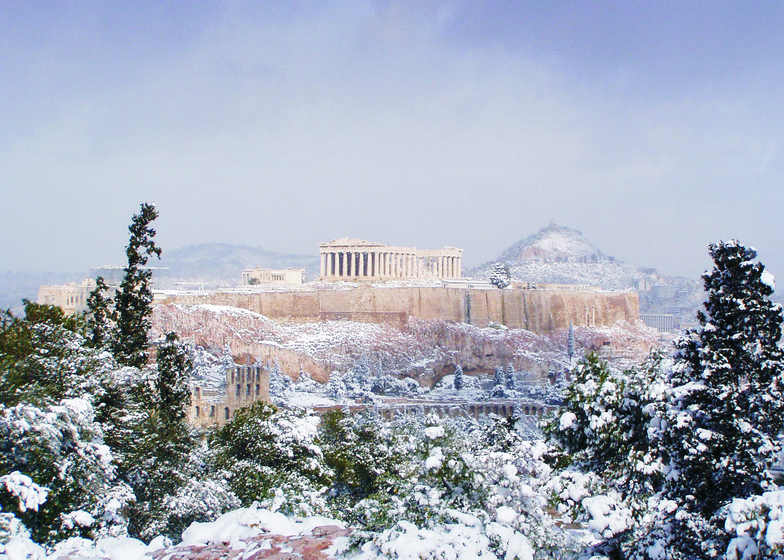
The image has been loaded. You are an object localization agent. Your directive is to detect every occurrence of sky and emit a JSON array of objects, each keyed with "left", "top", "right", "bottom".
[{"left": 2, "top": 1, "right": 784, "bottom": 280}]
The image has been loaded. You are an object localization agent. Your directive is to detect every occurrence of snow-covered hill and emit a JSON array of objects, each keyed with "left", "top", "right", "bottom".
[
  {"left": 471, "top": 223, "right": 645, "bottom": 290},
  {"left": 497, "top": 222, "right": 605, "bottom": 263}
]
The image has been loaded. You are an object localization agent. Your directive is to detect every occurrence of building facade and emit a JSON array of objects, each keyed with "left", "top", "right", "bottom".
[
  {"left": 189, "top": 363, "right": 271, "bottom": 428},
  {"left": 37, "top": 279, "right": 96, "bottom": 315},
  {"left": 241, "top": 266, "right": 305, "bottom": 286},
  {"left": 319, "top": 237, "right": 462, "bottom": 281}
]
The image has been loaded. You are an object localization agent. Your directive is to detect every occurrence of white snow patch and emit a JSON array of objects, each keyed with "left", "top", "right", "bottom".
[
  {"left": 1, "top": 472, "right": 48, "bottom": 513},
  {"left": 424, "top": 426, "right": 445, "bottom": 439},
  {"left": 559, "top": 412, "right": 577, "bottom": 430}
]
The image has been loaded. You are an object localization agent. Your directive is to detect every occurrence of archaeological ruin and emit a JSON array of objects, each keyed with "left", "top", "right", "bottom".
[
  {"left": 241, "top": 266, "right": 305, "bottom": 286},
  {"left": 319, "top": 237, "right": 463, "bottom": 281}
]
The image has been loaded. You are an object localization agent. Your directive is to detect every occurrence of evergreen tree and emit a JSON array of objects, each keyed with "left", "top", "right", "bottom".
[
  {"left": 453, "top": 365, "right": 464, "bottom": 391},
  {"left": 155, "top": 332, "right": 192, "bottom": 429},
  {"left": 489, "top": 262, "right": 511, "bottom": 289},
  {"left": 567, "top": 322, "right": 575, "bottom": 362},
  {"left": 86, "top": 276, "right": 113, "bottom": 348},
  {"left": 665, "top": 240, "right": 784, "bottom": 517},
  {"left": 545, "top": 352, "right": 667, "bottom": 492},
  {"left": 208, "top": 402, "right": 330, "bottom": 516},
  {"left": 111, "top": 203, "right": 161, "bottom": 368},
  {"left": 505, "top": 364, "right": 516, "bottom": 390},
  {"left": 491, "top": 366, "right": 505, "bottom": 397},
  {"left": 493, "top": 366, "right": 504, "bottom": 388},
  {"left": 122, "top": 334, "right": 196, "bottom": 541},
  {"left": 0, "top": 301, "right": 96, "bottom": 407}
]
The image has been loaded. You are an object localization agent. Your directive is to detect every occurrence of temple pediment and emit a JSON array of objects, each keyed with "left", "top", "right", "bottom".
[{"left": 320, "top": 237, "right": 386, "bottom": 247}]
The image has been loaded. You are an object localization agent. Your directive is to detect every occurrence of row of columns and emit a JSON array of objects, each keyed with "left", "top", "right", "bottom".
[{"left": 320, "top": 250, "right": 462, "bottom": 279}]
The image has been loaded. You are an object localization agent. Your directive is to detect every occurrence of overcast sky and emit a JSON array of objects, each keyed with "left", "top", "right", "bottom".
[{"left": 2, "top": 1, "right": 783, "bottom": 280}]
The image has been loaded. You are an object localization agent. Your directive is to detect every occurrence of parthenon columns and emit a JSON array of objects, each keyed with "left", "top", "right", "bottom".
[{"left": 318, "top": 238, "right": 462, "bottom": 282}]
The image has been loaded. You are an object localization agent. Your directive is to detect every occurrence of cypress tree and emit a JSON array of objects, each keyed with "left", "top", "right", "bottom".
[
  {"left": 453, "top": 365, "right": 464, "bottom": 391},
  {"left": 505, "top": 364, "right": 516, "bottom": 390},
  {"left": 493, "top": 366, "right": 504, "bottom": 387},
  {"left": 111, "top": 203, "right": 161, "bottom": 368},
  {"left": 86, "top": 276, "right": 113, "bottom": 348}
]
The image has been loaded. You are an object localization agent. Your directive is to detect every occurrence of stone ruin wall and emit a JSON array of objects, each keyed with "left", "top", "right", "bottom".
[{"left": 159, "top": 286, "right": 639, "bottom": 334}]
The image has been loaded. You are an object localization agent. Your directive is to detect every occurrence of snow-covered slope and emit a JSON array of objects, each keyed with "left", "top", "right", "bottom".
[
  {"left": 473, "top": 223, "right": 647, "bottom": 291},
  {"left": 153, "top": 303, "right": 660, "bottom": 388},
  {"left": 497, "top": 223, "right": 604, "bottom": 263}
]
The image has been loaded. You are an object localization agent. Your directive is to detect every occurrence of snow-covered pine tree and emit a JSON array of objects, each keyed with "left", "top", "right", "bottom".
[
  {"left": 155, "top": 332, "right": 192, "bottom": 430},
  {"left": 124, "top": 333, "right": 198, "bottom": 541},
  {"left": 666, "top": 240, "right": 784, "bottom": 517},
  {"left": 489, "top": 262, "right": 511, "bottom": 289},
  {"left": 453, "top": 365, "right": 464, "bottom": 391},
  {"left": 85, "top": 276, "right": 113, "bottom": 348},
  {"left": 111, "top": 203, "right": 161, "bottom": 368},
  {"left": 491, "top": 367, "right": 505, "bottom": 397},
  {"left": 494, "top": 367, "right": 504, "bottom": 387},
  {"left": 505, "top": 364, "right": 516, "bottom": 390},
  {"left": 567, "top": 322, "right": 575, "bottom": 362}
]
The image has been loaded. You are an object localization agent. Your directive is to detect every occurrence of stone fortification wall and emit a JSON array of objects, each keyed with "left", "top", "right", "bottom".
[{"left": 159, "top": 286, "right": 638, "bottom": 333}]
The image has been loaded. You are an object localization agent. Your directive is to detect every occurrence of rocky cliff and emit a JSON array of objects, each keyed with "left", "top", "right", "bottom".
[{"left": 158, "top": 285, "right": 639, "bottom": 334}]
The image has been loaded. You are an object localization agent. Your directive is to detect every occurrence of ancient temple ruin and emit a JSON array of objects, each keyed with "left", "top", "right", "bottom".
[{"left": 319, "top": 237, "right": 462, "bottom": 281}]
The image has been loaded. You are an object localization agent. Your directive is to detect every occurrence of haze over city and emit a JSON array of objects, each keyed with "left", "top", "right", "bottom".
[{"left": 2, "top": 1, "right": 783, "bottom": 279}]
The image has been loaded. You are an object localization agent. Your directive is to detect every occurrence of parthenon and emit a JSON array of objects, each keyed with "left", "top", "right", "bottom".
[{"left": 319, "top": 237, "right": 463, "bottom": 281}]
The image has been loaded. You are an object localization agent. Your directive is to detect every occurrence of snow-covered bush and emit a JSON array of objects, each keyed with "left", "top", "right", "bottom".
[
  {"left": 208, "top": 402, "right": 330, "bottom": 517},
  {"left": 317, "top": 409, "right": 402, "bottom": 523},
  {"left": 0, "top": 399, "right": 129, "bottom": 544},
  {"left": 723, "top": 489, "right": 784, "bottom": 560},
  {"left": 544, "top": 352, "right": 668, "bottom": 496},
  {"left": 0, "top": 305, "right": 105, "bottom": 409},
  {"left": 489, "top": 262, "right": 511, "bottom": 290}
]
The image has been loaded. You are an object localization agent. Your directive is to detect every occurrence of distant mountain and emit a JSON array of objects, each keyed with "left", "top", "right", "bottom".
[
  {"left": 496, "top": 222, "right": 606, "bottom": 263},
  {"left": 472, "top": 223, "right": 642, "bottom": 290},
  {"left": 153, "top": 243, "right": 321, "bottom": 288},
  {"left": 471, "top": 223, "right": 703, "bottom": 324}
]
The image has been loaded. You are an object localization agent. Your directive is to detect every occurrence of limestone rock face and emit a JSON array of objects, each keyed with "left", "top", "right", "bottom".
[
  {"left": 152, "top": 295, "right": 655, "bottom": 387},
  {"left": 159, "top": 285, "right": 639, "bottom": 333}
]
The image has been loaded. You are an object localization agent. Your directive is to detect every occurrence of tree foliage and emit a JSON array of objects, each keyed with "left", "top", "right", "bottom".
[
  {"left": 663, "top": 241, "right": 784, "bottom": 528},
  {"left": 453, "top": 365, "right": 464, "bottom": 391},
  {"left": 0, "top": 302, "right": 97, "bottom": 408},
  {"left": 489, "top": 262, "right": 511, "bottom": 289},
  {"left": 85, "top": 277, "right": 113, "bottom": 348},
  {"left": 208, "top": 402, "right": 330, "bottom": 516},
  {"left": 545, "top": 240, "right": 784, "bottom": 560},
  {"left": 111, "top": 203, "right": 161, "bottom": 368}
]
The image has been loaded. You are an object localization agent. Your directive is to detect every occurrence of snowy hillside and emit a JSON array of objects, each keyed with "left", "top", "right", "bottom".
[
  {"left": 471, "top": 223, "right": 645, "bottom": 290},
  {"left": 152, "top": 303, "right": 661, "bottom": 388},
  {"left": 497, "top": 222, "right": 605, "bottom": 262},
  {"left": 470, "top": 223, "right": 706, "bottom": 323}
]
